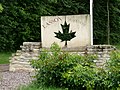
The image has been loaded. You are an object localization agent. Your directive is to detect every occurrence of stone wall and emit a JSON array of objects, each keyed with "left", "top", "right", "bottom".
[
  {"left": 86, "top": 45, "right": 115, "bottom": 68},
  {"left": 9, "top": 42, "right": 115, "bottom": 72},
  {"left": 42, "top": 45, "right": 115, "bottom": 68},
  {"left": 9, "top": 42, "right": 41, "bottom": 72}
]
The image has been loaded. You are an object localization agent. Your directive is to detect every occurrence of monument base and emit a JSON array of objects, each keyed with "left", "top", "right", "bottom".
[
  {"left": 9, "top": 42, "right": 115, "bottom": 72},
  {"left": 9, "top": 42, "right": 41, "bottom": 72}
]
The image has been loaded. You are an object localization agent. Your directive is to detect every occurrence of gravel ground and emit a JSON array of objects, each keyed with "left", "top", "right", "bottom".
[{"left": 0, "top": 71, "right": 34, "bottom": 90}]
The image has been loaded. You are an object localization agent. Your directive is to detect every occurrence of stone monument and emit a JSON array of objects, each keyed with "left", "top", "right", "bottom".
[
  {"left": 9, "top": 15, "right": 115, "bottom": 72},
  {"left": 41, "top": 15, "right": 91, "bottom": 48}
]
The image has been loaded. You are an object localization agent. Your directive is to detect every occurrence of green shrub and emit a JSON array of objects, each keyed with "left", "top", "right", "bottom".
[
  {"left": 94, "top": 51, "right": 120, "bottom": 90},
  {"left": 18, "top": 83, "right": 67, "bottom": 90},
  {"left": 31, "top": 43, "right": 97, "bottom": 90},
  {"left": 105, "top": 51, "right": 120, "bottom": 89},
  {"left": 30, "top": 43, "right": 120, "bottom": 90}
]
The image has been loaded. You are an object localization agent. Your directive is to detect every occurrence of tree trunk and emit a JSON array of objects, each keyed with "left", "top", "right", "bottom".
[
  {"left": 107, "top": 0, "right": 110, "bottom": 44},
  {"left": 65, "top": 41, "right": 67, "bottom": 47}
]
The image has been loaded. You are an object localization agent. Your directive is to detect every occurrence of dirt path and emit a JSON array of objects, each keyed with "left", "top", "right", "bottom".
[{"left": 0, "top": 64, "right": 9, "bottom": 72}]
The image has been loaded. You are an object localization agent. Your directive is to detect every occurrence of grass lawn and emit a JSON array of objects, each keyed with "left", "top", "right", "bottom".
[{"left": 0, "top": 52, "right": 12, "bottom": 64}]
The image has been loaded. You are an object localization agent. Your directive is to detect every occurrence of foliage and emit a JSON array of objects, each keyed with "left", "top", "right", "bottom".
[
  {"left": 0, "top": 3, "right": 3, "bottom": 13},
  {"left": 0, "top": 1, "right": 41, "bottom": 51},
  {"left": 30, "top": 43, "right": 95, "bottom": 89},
  {"left": 18, "top": 82, "right": 67, "bottom": 90},
  {"left": 31, "top": 43, "right": 120, "bottom": 90},
  {"left": 93, "top": 51, "right": 120, "bottom": 90},
  {"left": 93, "top": 0, "right": 120, "bottom": 44},
  {"left": 105, "top": 51, "right": 120, "bottom": 89},
  {"left": 0, "top": 0, "right": 120, "bottom": 51},
  {"left": 0, "top": 0, "right": 89, "bottom": 51}
]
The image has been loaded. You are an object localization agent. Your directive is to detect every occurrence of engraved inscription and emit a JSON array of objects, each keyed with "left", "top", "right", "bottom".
[{"left": 42, "top": 17, "right": 62, "bottom": 28}]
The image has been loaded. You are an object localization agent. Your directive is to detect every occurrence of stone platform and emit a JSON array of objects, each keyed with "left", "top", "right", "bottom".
[
  {"left": 9, "top": 42, "right": 41, "bottom": 72},
  {"left": 9, "top": 42, "right": 116, "bottom": 72}
]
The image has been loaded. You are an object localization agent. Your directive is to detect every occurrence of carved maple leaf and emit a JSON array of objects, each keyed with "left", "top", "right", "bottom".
[{"left": 54, "top": 21, "right": 76, "bottom": 47}]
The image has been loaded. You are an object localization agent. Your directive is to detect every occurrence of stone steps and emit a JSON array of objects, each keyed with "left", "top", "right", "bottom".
[{"left": 9, "top": 42, "right": 41, "bottom": 72}]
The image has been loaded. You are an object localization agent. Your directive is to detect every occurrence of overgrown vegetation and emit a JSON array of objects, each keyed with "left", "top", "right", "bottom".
[
  {"left": 30, "top": 43, "right": 120, "bottom": 90},
  {"left": 0, "top": 0, "right": 120, "bottom": 51}
]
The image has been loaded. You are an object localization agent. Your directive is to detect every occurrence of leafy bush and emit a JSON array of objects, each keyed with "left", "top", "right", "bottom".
[
  {"left": 31, "top": 43, "right": 120, "bottom": 90},
  {"left": 105, "top": 51, "right": 120, "bottom": 89},
  {"left": 92, "top": 51, "right": 120, "bottom": 90},
  {"left": 31, "top": 43, "right": 97, "bottom": 89},
  {"left": 18, "top": 83, "right": 67, "bottom": 90}
]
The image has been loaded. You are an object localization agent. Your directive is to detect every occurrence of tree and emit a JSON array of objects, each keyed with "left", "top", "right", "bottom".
[
  {"left": 93, "top": 0, "right": 120, "bottom": 44},
  {"left": 1, "top": 0, "right": 120, "bottom": 51},
  {"left": 0, "top": 3, "right": 3, "bottom": 13},
  {"left": 0, "top": 0, "right": 89, "bottom": 51},
  {"left": 54, "top": 21, "right": 76, "bottom": 47}
]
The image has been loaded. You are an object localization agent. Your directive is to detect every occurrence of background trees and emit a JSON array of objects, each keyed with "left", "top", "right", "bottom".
[
  {"left": 0, "top": 0, "right": 120, "bottom": 51},
  {"left": 0, "top": 3, "right": 3, "bottom": 12},
  {"left": 94, "top": 0, "right": 120, "bottom": 44}
]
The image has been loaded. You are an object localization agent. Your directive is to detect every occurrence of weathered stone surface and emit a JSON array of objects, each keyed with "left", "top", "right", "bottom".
[
  {"left": 15, "top": 53, "right": 21, "bottom": 56},
  {"left": 9, "top": 42, "right": 41, "bottom": 72},
  {"left": 41, "top": 15, "right": 91, "bottom": 48},
  {"left": 31, "top": 57, "right": 39, "bottom": 60},
  {"left": 9, "top": 43, "right": 115, "bottom": 72},
  {"left": 33, "top": 49, "right": 40, "bottom": 53},
  {"left": 23, "top": 42, "right": 41, "bottom": 46},
  {"left": 16, "top": 50, "right": 21, "bottom": 53}
]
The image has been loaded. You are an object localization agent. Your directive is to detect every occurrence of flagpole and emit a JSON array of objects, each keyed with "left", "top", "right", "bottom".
[{"left": 90, "top": 0, "right": 93, "bottom": 45}]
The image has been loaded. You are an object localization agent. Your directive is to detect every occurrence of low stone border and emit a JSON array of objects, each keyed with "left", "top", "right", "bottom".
[{"left": 9, "top": 42, "right": 116, "bottom": 72}]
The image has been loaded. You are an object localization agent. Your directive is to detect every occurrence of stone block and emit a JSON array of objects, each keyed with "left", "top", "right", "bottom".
[
  {"left": 19, "top": 55, "right": 25, "bottom": 59},
  {"left": 23, "top": 42, "right": 41, "bottom": 46},
  {"left": 17, "top": 50, "right": 21, "bottom": 53},
  {"left": 34, "top": 46, "right": 41, "bottom": 49},
  {"left": 32, "top": 57, "right": 39, "bottom": 60},
  {"left": 15, "top": 52, "right": 21, "bottom": 56},
  {"left": 22, "top": 48, "right": 26, "bottom": 52},
  {"left": 33, "top": 49, "right": 40, "bottom": 53},
  {"left": 24, "top": 52, "right": 31, "bottom": 56},
  {"left": 103, "top": 54, "right": 110, "bottom": 58},
  {"left": 12, "top": 53, "right": 15, "bottom": 57}
]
